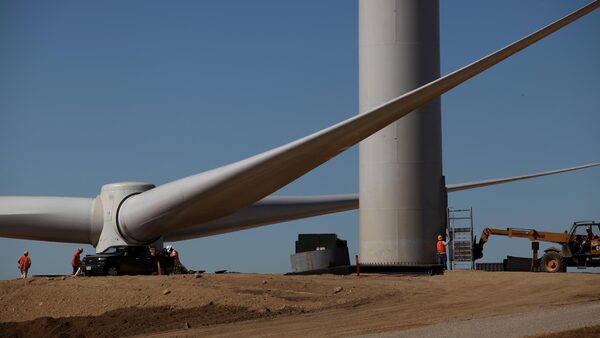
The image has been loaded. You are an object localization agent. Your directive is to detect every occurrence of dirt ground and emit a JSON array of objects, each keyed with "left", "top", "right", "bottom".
[
  {"left": 528, "top": 325, "right": 600, "bottom": 338},
  {"left": 0, "top": 271, "right": 599, "bottom": 337}
]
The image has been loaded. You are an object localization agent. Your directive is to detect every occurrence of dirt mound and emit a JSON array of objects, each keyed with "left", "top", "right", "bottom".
[
  {"left": 1, "top": 271, "right": 599, "bottom": 337},
  {"left": 0, "top": 303, "right": 299, "bottom": 338}
]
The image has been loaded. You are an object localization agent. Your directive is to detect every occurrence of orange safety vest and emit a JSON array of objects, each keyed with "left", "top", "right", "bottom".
[
  {"left": 18, "top": 256, "right": 31, "bottom": 270},
  {"left": 436, "top": 240, "right": 446, "bottom": 254}
]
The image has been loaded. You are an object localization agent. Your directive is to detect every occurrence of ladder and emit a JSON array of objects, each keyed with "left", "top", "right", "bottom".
[{"left": 448, "top": 207, "right": 474, "bottom": 270}]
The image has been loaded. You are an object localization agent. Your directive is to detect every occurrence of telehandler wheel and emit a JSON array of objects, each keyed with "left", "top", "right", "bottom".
[{"left": 540, "top": 252, "right": 566, "bottom": 273}]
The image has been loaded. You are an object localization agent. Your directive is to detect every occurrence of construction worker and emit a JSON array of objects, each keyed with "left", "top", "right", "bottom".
[
  {"left": 166, "top": 245, "right": 181, "bottom": 274},
  {"left": 72, "top": 247, "right": 83, "bottom": 275},
  {"left": 586, "top": 227, "right": 598, "bottom": 240},
  {"left": 166, "top": 245, "right": 179, "bottom": 263},
  {"left": 18, "top": 250, "right": 32, "bottom": 279},
  {"left": 149, "top": 246, "right": 163, "bottom": 275},
  {"left": 436, "top": 235, "right": 451, "bottom": 270},
  {"left": 581, "top": 227, "right": 598, "bottom": 254}
]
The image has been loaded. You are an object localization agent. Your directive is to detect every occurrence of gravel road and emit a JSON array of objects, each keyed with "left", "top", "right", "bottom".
[{"left": 365, "top": 301, "right": 600, "bottom": 338}]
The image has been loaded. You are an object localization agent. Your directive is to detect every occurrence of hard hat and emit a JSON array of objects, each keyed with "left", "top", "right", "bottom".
[
  {"left": 78, "top": 247, "right": 83, "bottom": 252},
  {"left": 437, "top": 235, "right": 443, "bottom": 240},
  {"left": 166, "top": 245, "right": 172, "bottom": 251},
  {"left": 24, "top": 250, "right": 29, "bottom": 256}
]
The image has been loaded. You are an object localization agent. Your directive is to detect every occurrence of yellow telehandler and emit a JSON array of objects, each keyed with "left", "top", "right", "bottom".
[{"left": 473, "top": 221, "right": 600, "bottom": 272}]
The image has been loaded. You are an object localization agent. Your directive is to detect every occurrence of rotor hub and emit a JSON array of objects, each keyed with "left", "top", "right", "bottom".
[{"left": 95, "top": 182, "right": 156, "bottom": 252}]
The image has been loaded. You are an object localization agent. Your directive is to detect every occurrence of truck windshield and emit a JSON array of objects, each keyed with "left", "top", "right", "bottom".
[{"left": 101, "top": 246, "right": 125, "bottom": 254}]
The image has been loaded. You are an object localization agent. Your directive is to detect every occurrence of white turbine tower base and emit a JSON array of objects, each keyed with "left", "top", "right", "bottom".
[{"left": 359, "top": 0, "right": 443, "bottom": 267}]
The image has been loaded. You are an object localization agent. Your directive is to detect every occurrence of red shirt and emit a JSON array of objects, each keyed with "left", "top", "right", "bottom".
[
  {"left": 72, "top": 251, "right": 81, "bottom": 267},
  {"left": 170, "top": 249, "right": 179, "bottom": 263}
]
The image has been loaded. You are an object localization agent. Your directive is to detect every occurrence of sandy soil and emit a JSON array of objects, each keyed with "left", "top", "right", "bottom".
[
  {"left": 0, "top": 271, "right": 599, "bottom": 337},
  {"left": 528, "top": 325, "right": 600, "bottom": 338}
]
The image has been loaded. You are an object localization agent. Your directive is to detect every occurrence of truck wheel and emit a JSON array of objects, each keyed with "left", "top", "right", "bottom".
[
  {"left": 107, "top": 265, "right": 119, "bottom": 276},
  {"left": 540, "top": 252, "right": 566, "bottom": 273}
]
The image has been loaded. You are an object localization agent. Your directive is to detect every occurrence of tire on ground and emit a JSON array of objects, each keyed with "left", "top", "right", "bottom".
[
  {"left": 540, "top": 251, "right": 566, "bottom": 273},
  {"left": 107, "top": 265, "right": 119, "bottom": 276}
]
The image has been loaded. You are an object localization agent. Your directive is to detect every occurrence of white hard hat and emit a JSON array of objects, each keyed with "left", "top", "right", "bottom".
[{"left": 166, "top": 245, "right": 172, "bottom": 251}]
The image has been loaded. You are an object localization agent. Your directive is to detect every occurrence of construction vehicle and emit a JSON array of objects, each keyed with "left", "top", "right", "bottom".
[{"left": 473, "top": 221, "right": 600, "bottom": 273}]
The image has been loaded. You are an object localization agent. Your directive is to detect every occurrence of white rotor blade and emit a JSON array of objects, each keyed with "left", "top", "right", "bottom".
[
  {"left": 164, "top": 194, "right": 358, "bottom": 241},
  {"left": 0, "top": 197, "right": 97, "bottom": 244},
  {"left": 165, "top": 162, "right": 599, "bottom": 240},
  {"left": 119, "top": 2, "right": 600, "bottom": 243},
  {"left": 447, "top": 162, "right": 600, "bottom": 192},
  {"left": 2, "top": 162, "right": 593, "bottom": 244}
]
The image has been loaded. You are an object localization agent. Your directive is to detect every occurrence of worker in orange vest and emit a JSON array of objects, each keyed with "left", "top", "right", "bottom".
[
  {"left": 18, "top": 250, "right": 32, "bottom": 279},
  {"left": 436, "top": 235, "right": 451, "bottom": 270}
]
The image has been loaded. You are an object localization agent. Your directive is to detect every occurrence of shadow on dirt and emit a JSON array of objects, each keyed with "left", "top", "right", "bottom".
[{"left": 1, "top": 303, "right": 301, "bottom": 338}]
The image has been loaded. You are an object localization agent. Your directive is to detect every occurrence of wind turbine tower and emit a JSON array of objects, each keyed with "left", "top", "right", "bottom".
[{"left": 359, "top": 0, "right": 443, "bottom": 267}]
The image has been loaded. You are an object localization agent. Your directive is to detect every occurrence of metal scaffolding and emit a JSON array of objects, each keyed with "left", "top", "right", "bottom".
[{"left": 448, "top": 208, "right": 474, "bottom": 270}]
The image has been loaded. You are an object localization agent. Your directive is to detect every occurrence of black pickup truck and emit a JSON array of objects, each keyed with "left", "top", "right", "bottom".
[{"left": 82, "top": 245, "right": 155, "bottom": 276}]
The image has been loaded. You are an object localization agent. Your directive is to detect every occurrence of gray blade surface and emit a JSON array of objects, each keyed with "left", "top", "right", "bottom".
[
  {"left": 0, "top": 196, "right": 95, "bottom": 244},
  {"left": 164, "top": 194, "right": 358, "bottom": 241},
  {"left": 164, "top": 162, "right": 599, "bottom": 240},
  {"left": 447, "top": 162, "right": 600, "bottom": 192}
]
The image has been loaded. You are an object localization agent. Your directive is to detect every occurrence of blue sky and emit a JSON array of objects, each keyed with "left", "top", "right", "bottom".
[{"left": 0, "top": 0, "right": 598, "bottom": 279}]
